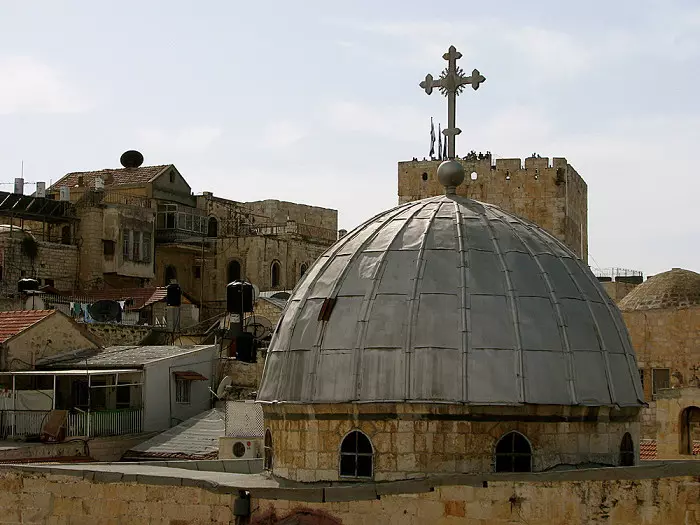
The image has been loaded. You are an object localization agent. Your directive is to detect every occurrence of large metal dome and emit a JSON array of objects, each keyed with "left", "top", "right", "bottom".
[{"left": 258, "top": 194, "right": 644, "bottom": 408}]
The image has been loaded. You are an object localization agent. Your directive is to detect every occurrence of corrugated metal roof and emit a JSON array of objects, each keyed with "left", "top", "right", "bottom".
[
  {"left": 258, "top": 194, "right": 645, "bottom": 407},
  {"left": 40, "top": 345, "right": 215, "bottom": 369},
  {"left": 127, "top": 408, "right": 224, "bottom": 459},
  {"left": 0, "top": 310, "right": 55, "bottom": 344}
]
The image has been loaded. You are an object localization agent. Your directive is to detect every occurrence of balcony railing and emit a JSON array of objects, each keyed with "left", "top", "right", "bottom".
[
  {"left": 67, "top": 409, "right": 143, "bottom": 437},
  {"left": 0, "top": 409, "right": 143, "bottom": 439}
]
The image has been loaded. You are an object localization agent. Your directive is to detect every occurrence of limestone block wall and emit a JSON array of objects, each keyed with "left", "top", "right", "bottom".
[
  {"left": 601, "top": 281, "right": 640, "bottom": 305},
  {"left": 85, "top": 323, "right": 151, "bottom": 347},
  {"left": 76, "top": 206, "right": 105, "bottom": 289},
  {"left": 654, "top": 388, "right": 700, "bottom": 459},
  {"left": 263, "top": 404, "right": 639, "bottom": 482},
  {"left": 0, "top": 237, "right": 78, "bottom": 295},
  {"left": 398, "top": 156, "right": 588, "bottom": 260}
]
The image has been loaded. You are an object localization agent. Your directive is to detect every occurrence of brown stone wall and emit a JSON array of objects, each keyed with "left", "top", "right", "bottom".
[
  {"left": 263, "top": 404, "right": 639, "bottom": 482},
  {"left": 0, "top": 237, "right": 78, "bottom": 295},
  {"left": 243, "top": 199, "right": 337, "bottom": 231},
  {"left": 76, "top": 206, "right": 105, "bottom": 289},
  {"left": 254, "top": 475, "right": 700, "bottom": 525},
  {"left": 4, "top": 312, "right": 100, "bottom": 370},
  {"left": 85, "top": 323, "right": 151, "bottom": 346},
  {"left": 253, "top": 298, "right": 284, "bottom": 326},
  {"left": 601, "top": 281, "right": 639, "bottom": 304},
  {"left": 397, "top": 156, "right": 588, "bottom": 260},
  {"left": 654, "top": 388, "right": 700, "bottom": 459}
]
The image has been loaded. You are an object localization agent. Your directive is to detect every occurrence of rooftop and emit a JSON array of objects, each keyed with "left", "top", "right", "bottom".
[
  {"left": 126, "top": 409, "right": 224, "bottom": 460},
  {"left": 38, "top": 345, "right": 215, "bottom": 369},
  {"left": 0, "top": 310, "right": 56, "bottom": 344},
  {"left": 619, "top": 268, "right": 700, "bottom": 311},
  {"left": 50, "top": 165, "right": 172, "bottom": 190}
]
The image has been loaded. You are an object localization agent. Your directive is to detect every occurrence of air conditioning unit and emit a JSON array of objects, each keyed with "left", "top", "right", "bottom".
[{"left": 219, "top": 437, "right": 262, "bottom": 460}]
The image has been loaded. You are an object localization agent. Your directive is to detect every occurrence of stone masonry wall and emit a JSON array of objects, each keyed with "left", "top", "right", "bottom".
[
  {"left": 85, "top": 323, "right": 152, "bottom": 347},
  {"left": 398, "top": 156, "right": 588, "bottom": 260},
  {"left": 263, "top": 404, "right": 639, "bottom": 483}
]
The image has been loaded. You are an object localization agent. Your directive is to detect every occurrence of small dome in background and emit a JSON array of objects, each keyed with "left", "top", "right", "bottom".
[
  {"left": 619, "top": 268, "right": 700, "bottom": 311},
  {"left": 258, "top": 193, "right": 644, "bottom": 408}
]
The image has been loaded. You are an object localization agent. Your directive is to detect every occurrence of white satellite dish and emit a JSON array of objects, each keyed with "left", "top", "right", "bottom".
[{"left": 216, "top": 376, "right": 233, "bottom": 399}]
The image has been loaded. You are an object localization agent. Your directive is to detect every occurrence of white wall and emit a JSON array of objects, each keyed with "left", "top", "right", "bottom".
[{"left": 142, "top": 346, "right": 216, "bottom": 432}]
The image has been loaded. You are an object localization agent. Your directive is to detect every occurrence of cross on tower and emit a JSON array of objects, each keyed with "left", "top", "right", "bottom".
[{"left": 420, "top": 45, "right": 485, "bottom": 160}]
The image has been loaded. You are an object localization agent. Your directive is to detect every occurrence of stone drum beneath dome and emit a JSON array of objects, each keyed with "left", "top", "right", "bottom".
[{"left": 257, "top": 188, "right": 644, "bottom": 482}]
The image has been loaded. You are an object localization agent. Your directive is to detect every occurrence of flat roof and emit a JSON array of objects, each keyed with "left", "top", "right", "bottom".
[{"left": 0, "top": 369, "right": 140, "bottom": 376}]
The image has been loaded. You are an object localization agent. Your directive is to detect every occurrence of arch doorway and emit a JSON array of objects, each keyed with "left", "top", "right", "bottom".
[
  {"left": 227, "top": 260, "right": 241, "bottom": 284},
  {"left": 495, "top": 431, "right": 532, "bottom": 472},
  {"left": 207, "top": 217, "right": 218, "bottom": 237},
  {"left": 680, "top": 406, "right": 700, "bottom": 455},
  {"left": 620, "top": 432, "right": 635, "bottom": 466},
  {"left": 164, "top": 265, "right": 177, "bottom": 285},
  {"left": 271, "top": 260, "right": 281, "bottom": 288}
]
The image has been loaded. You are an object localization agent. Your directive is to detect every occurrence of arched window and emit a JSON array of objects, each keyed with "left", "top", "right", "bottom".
[
  {"left": 264, "top": 429, "right": 273, "bottom": 470},
  {"left": 61, "top": 225, "right": 71, "bottom": 245},
  {"left": 227, "top": 260, "right": 241, "bottom": 284},
  {"left": 207, "top": 217, "right": 218, "bottom": 238},
  {"left": 339, "top": 430, "right": 373, "bottom": 478},
  {"left": 271, "top": 261, "right": 281, "bottom": 288},
  {"left": 495, "top": 431, "right": 532, "bottom": 473},
  {"left": 164, "top": 265, "right": 177, "bottom": 285},
  {"left": 620, "top": 432, "right": 634, "bottom": 466},
  {"left": 680, "top": 406, "right": 700, "bottom": 455},
  {"left": 300, "top": 263, "right": 308, "bottom": 279}
]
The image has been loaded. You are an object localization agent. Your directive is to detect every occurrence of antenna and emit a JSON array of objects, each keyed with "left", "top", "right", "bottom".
[{"left": 120, "top": 150, "right": 144, "bottom": 169}]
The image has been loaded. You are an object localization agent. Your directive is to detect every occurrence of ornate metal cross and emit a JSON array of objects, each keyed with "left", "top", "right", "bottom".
[{"left": 420, "top": 45, "right": 485, "bottom": 159}]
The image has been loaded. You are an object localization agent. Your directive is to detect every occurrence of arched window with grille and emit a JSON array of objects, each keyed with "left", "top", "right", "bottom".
[
  {"left": 264, "top": 429, "right": 273, "bottom": 470},
  {"left": 227, "top": 260, "right": 241, "bottom": 284},
  {"left": 271, "top": 260, "right": 281, "bottom": 288},
  {"left": 495, "top": 431, "right": 532, "bottom": 472},
  {"left": 620, "top": 432, "right": 635, "bottom": 466},
  {"left": 339, "top": 430, "right": 373, "bottom": 478}
]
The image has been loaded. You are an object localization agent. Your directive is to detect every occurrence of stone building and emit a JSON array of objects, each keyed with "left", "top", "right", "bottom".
[
  {"left": 398, "top": 154, "right": 588, "bottom": 259},
  {"left": 616, "top": 268, "right": 700, "bottom": 457},
  {"left": 258, "top": 161, "right": 643, "bottom": 483}
]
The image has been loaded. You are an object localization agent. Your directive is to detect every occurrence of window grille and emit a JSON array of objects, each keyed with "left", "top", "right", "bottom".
[
  {"left": 340, "top": 431, "right": 373, "bottom": 478},
  {"left": 175, "top": 379, "right": 191, "bottom": 404},
  {"left": 495, "top": 431, "right": 532, "bottom": 472}
]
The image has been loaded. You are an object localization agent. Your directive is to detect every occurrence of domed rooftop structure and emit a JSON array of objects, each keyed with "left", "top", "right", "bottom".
[
  {"left": 259, "top": 190, "right": 644, "bottom": 408},
  {"left": 619, "top": 268, "right": 700, "bottom": 312}
]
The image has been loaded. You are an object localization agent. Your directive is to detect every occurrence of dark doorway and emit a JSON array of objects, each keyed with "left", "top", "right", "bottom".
[
  {"left": 227, "top": 260, "right": 241, "bottom": 284},
  {"left": 620, "top": 432, "right": 635, "bottom": 466},
  {"left": 207, "top": 217, "right": 218, "bottom": 238},
  {"left": 165, "top": 265, "right": 177, "bottom": 285}
]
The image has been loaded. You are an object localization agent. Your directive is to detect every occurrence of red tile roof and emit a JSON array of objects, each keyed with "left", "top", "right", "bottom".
[
  {"left": 640, "top": 439, "right": 657, "bottom": 460},
  {"left": 0, "top": 310, "right": 56, "bottom": 344},
  {"left": 50, "top": 165, "right": 172, "bottom": 190}
]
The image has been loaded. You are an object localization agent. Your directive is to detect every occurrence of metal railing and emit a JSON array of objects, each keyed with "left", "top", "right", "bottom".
[
  {"left": 67, "top": 408, "right": 143, "bottom": 437},
  {"left": 0, "top": 410, "right": 50, "bottom": 439}
]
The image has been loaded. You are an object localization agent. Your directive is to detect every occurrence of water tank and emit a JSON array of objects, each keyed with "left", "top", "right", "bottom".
[
  {"left": 18, "top": 278, "right": 39, "bottom": 294},
  {"left": 234, "top": 332, "right": 256, "bottom": 363},
  {"left": 166, "top": 282, "right": 182, "bottom": 307},
  {"left": 226, "top": 281, "right": 254, "bottom": 313},
  {"left": 59, "top": 186, "right": 70, "bottom": 202},
  {"left": 13, "top": 178, "right": 24, "bottom": 195},
  {"left": 36, "top": 182, "right": 46, "bottom": 198},
  {"left": 94, "top": 176, "right": 104, "bottom": 190}
]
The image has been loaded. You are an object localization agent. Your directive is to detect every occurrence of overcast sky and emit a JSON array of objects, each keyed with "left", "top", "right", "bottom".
[{"left": 0, "top": 1, "right": 697, "bottom": 276}]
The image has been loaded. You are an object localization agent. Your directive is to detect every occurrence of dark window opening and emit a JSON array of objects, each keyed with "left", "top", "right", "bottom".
[
  {"left": 227, "top": 260, "right": 241, "bottom": 283},
  {"left": 264, "top": 429, "right": 273, "bottom": 470},
  {"left": 169, "top": 172, "right": 175, "bottom": 183},
  {"left": 61, "top": 225, "right": 71, "bottom": 245},
  {"left": 271, "top": 261, "right": 281, "bottom": 288},
  {"left": 421, "top": 172, "right": 428, "bottom": 181},
  {"left": 194, "top": 265, "right": 201, "bottom": 279},
  {"left": 116, "top": 382, "right": 131, "bottom": 409},
  {"left": 340, "top": 430, "right": 373, "bottom": 478},
  {"left": 103, "top": 240, "right": 115, "bottom": 256},
  {"left": 175, "top": 379, "right": 191, "bottom": 404},
  {"left": 165, "top": 265, "right": 177, "bottom": 285},
  {"left": 495, "top": 431, "right": 532, "bottom": 473},
  {"left": 0, "top": 266, "right": 3, "bottom": 282},
  {"left": 207, "top": 217, "right": 218, "bottom": 238},
  {"left": 652, "top": 368, "right": 670, "bottom": 397},
  {"left": 43, "top": 278, "right": 54, "bottom": 288},
  {"left": 620, "top": 432, "right": 634, "bottom": 466}
]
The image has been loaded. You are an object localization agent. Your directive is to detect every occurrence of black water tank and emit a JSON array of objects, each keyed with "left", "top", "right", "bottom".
[
  {"left": 18, "top": 278, "right": 39, "bottom": 294},
  {"left": 235, "top": 332, "right": 256, "bottom": 363},
  {"left": 166, "top": 282, "right": 181, "bottom": 307},
  {"left": 226, "top": 281, "right": 254, "bottom": 313}
]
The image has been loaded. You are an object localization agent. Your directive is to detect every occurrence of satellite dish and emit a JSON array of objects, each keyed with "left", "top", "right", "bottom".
[
  {"left": 120, "top": 150, "right": 144, "bottom": 169},
  {"left": 88, "top": 300, "right": 122, "bottom": 323},
  {"left": 216, "top": 376, "right": 233, "bottom": 399},
  {"left": 24, "top": 295, "right": 45, "bottom": 310},
  {"left": 244, "top": 315, "right": 273, "bottom": 340}
]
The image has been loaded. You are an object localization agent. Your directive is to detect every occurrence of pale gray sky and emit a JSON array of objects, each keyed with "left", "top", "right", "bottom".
[{"left": 0, "top": 1, "right": 698, "bottom": 276}]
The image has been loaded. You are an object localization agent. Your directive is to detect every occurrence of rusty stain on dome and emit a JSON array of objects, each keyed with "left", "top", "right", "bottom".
[{"left": 258, "top": 194, "right": 644, "bottom": 408}]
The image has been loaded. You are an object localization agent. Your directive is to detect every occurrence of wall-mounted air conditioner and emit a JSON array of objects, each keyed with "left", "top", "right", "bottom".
[{"left": 219, "top": 437, "right": 262, "bottom": 460}]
